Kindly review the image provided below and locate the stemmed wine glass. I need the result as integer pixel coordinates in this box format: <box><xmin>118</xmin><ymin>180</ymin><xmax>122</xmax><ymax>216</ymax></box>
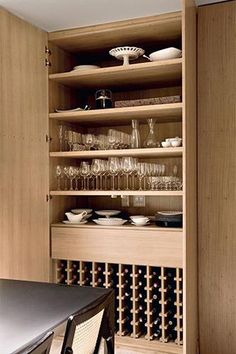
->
<box><xmin>91</xmin><ymin>159</ymin><xmax>101</xmax><ymax>190</ymax></box>
<box><xmin>108</xmin><ymin>157</ymin><xmax>120</xmax><ymax>190</ymax></box>
<box><xmin>80</xmin><ymin>162</ymin><xmax>90</xmax><ymax>191</ymax></box>
<box><xmin>63</xmin><ymin>166</ymin><xmax>69</xmax><ymax>190</ymax></box>
<box><xmin>136</xmin><ymin>163</ymin><xmax>146</xmax><ymax>191</ymax></box>
<box><xmin>68</xmin><ymin>166</ymin><xmax>76</xmax><ymax>191</ymax></box>
<box><xmin>55</xmin><ymin>165</ymin><xmax>63</xmax><ymax>190</ymax></box>
<box><xmin>121</xmin><ymin>157</ymin><xmax>135</xmax><ymax>190</ymax></box>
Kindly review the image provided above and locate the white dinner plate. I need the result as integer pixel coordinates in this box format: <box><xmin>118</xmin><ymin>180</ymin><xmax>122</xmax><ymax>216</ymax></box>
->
<box><xmin>157</xmin><ymin>211</ymin><xmax>183</xmax><ymax>216</ymax></box>
<box><xmin>131</xmin><ymin>222</ymin><xmax>151</xmax><ymax>227</ymax></box>
<box><xmin>63</xmin><ymin>220</ymin><xmax>88</xmax><ymax>225</ymax></box>
<box><xmin>73</xmin><ymin>65</ymin><xmax>100</xmax><ymax>70</ymax></box>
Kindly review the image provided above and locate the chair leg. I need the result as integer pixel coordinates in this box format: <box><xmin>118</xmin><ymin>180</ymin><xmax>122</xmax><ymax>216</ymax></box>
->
<box><xmin>104</xmin><ymin>335</ymin><xmax>114</xmax><ymax>354</ymax></box>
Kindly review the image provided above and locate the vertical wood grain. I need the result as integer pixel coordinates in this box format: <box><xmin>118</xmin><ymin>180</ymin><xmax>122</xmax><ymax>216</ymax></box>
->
<box><xmin>0</xmin><ymin>8</ymin><xmax>49</xmax><ymax>281</ymax></box>
<box><xmin>198</xmin><ymin>3</ymin><xmax>236</xmax><ymax>354</ymax></box>
<box><xmin>182</xmin><ymin>1</ymin><xmax>198</xmax><ymax>353</ymax></box>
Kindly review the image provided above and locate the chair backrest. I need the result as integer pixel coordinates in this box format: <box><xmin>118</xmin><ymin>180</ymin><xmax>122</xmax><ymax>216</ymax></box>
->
<box><xmin>61</xmin><ymin>296</ymin><xmax>109</xmax><ymax>354</ymax></box>
<box><xmin>26</xmin><ymin>331</ymin><xmax>54</xmax><ymax>354</ymax></box>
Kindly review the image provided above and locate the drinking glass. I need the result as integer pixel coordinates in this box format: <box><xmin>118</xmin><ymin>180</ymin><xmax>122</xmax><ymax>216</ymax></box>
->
<box><xmin>68</xmin><ymin>130</ymin><xmax>74</xmax><ymax>151</ymax></box>
<box><xmin>80</xmin><ymin>162</ymin><xmax>90</xmax><ymax>191</ymax></box>
<box><xmin>84</xmin><ymin>134</ymin><xmax>95</xmax><ymax>150</ymax></box>
<box><xmin>58</xmin><ymin>124</ymin><xmax>64</xmax><ymax>151</ymax></box>
<box><xmin>108</xmin><ymin>157</ymin><xmax>120</xmax><ymax>190</ymax></box>
<box><xmin>91</xmin><ymin>159</ymin><xmax>102</xmax><ymax>190</ymax></box>
<box><xmin>63</xmin><ymin>166</ymin><xmax>69</xmax><ymax>190</ymax></box>
<box><xmin>68</xmin><ymin>166</ymin><xmax>76</xmax><ymax>191</ymax></box>
<box><xmin>108</xmin><ymin>129</ymin><xmax>117</xmax><ymax>150</ymax></box>
<box><xmin>121</xmin><ymin>157</ymin><xmax>135</xmax><ymax>190</ymax></box>
<box><xmin>55</xmin><ymin>165</ymin><xmax>63</xmax><ymax>190</ymax></box>
<box><xmin>74</xmin><ymin>167</ymin><xmax>80</xmax><ymax>191</ymax></box>
<box><xmin>137</xmin><ymin>163</ymin><xmax>145</xmax><ymax>191</ymax></box>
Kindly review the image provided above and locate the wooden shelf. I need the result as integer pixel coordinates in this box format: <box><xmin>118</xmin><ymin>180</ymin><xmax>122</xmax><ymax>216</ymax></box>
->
<box><xmin>51</xmin><ymin>222</ymin><xmax>183</xmax><ymax>232</ymax></box>
<box><xmin>49</xmin><ymin>103</ymin><xmax>183</xmax><ymax>126</ymax></box>
<box><xmin>48</xmin><ymin>12</ymin><xmax>182</xmax><ymax>53</ymax></box>
<box><xmin>50</xmin><ymin>190</ymin><xmax>183</xmax><ymax>197</ymax></box>
<box><xmin>50</xmin><ymin>147</ymin><xmax>183</xmax><ymax>159</ymax></box>
<box><xmin>49</xmin><ymin>59</ymin><xmax>182</xmax><ymax>89</ymax></box>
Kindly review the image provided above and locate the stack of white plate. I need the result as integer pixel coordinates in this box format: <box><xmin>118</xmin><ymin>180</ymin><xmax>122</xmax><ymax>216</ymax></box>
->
<box><xmin>72</xmin><ymin>65</ymin><xmax>100</xmax><ymax>71</ymax></box>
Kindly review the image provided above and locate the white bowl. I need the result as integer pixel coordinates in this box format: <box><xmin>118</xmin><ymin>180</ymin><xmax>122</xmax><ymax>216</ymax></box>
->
<box><xmin>161</xmin><ymin>141</ymin><xmax>171</xmax><ymax>148</ymax></box>
<box><xmin>131</xmin><ymin>221</ymin><xmax>150</xmax><ymax>227</ymax></box>
<box><xmin>170</xmin><ymin>140</ymin><xmax>182</xmax><ymax>147</ymax></box>
<box><xmin>132</xmin><ymin>219</ymin><xmax>150</xmax><ymax>226</ymax></box>
<box><xmin>71</xmin><ymin>208</ymin><xmax>93</xmax><ymax>214</ymax></box>
<box><xmin>65</xmin><ymin>211</ymin><xmax>87</xmax><ymax>222</ymax></box>
<box><xmin>148</xmin><ymin>47</ymin><xmax>182</xmax><ymax>61</ymax></box>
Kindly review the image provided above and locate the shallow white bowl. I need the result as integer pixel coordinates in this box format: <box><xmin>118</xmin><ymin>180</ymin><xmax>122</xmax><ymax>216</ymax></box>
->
<box><xmin>170</xmin><ymin>140</ymin><xmax>182</xmax><ymax>147</ymax></box>
<box><xmin>148</xmin><ymin>47</ymin><xmax>182</xmax><ymax>61</ymax></box>
<box><xmin>73</xmin><ymin>65</ymin><xmax>100</xmax><ymax>70</ymax></box>
<box><xmin>63</xmin><ymin>220</ymin><xmax>87</xmax><ymax>225</ymax></box>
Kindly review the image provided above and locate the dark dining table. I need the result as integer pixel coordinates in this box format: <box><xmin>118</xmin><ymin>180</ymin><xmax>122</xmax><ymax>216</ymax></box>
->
<box><xmin>0</xmin><ymin>279</ymin><xmax>114</xmax><ymax>354</ymax></box>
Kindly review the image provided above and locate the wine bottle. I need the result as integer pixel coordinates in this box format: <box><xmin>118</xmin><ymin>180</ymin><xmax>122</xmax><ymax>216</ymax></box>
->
<box><xmin>153</xmin><ymin>329</ymin><xmax>162</xmax><ymax>339</ymax></box>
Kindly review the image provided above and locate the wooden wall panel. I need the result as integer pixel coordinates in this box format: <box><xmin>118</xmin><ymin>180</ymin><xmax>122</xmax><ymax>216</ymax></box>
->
<box><xmin>0</xmin><ymin>8</ymin><xmax>49</xmax><ymax>281</ymax></box>
<box><xmin>198</xmin><ymin>3</ymin><xmax>236</xmax><ymax>354</ymax></box>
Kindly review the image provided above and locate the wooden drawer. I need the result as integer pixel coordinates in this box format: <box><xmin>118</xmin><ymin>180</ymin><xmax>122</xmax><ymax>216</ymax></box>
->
<box><xmin>51</xmin><ymin>225</ymin><xmax>183</xmax><ymax>268</ymax></box>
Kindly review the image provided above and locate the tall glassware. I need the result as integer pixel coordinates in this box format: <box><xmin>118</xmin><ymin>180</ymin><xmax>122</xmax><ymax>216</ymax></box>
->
<box><xmin>130</xmin><ymin>120</ymin><xmax>141</xmax><ymax>148</ymax></box>
<box><xmin>143</xmin><ymin>118</ymin><xmax>160</xmax><ymax>148</ymax></box>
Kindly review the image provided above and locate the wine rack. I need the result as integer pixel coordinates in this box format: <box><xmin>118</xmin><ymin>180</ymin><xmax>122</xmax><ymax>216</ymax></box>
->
<box><xmin>55</xmin><ymin>260</ymin><xmax>183</xmax><ymax>346</ymax></box>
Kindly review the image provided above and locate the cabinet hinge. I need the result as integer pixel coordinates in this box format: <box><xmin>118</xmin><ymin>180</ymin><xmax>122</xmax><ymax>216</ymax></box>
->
<box><xmin>46</xmin><ymin>134</ymin><xmax>52</xmax><ymax>143</ymax></box>
<box><xmin>45</xmin><ymin>58</ymin><xmax>51</xmax><ymax>67</ymax></box>
<box><xmin>46</xmin><ymin>194</ymin><xmax>52</xmax><ymax>202</ymax></box>
<box><xmin>45</xmin><ymin>46</ymin><xmax>51</xmax><ymax>55</ymax></box>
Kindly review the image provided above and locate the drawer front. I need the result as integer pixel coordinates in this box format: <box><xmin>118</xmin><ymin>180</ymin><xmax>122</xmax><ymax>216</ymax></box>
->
<box><xmin>51</xmin><ymin>227</ymin><xmax>183</xmax><ymax>268</ymax></box>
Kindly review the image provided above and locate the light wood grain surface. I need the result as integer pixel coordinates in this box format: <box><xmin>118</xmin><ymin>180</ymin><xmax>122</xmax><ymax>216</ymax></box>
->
<box><xmin>48</xmin><ymin>12</ymin><xmax>181</xmax><ymax>53</ymax></box>
<box><xmin>0</xmin><ymin>7</ymin><xmax>50</xmax><ymax>281</ymax></box>
<box><xmin>198</xmin><ymin>2</ymin><xmax>236</xmax><ymax>354</ymax></box>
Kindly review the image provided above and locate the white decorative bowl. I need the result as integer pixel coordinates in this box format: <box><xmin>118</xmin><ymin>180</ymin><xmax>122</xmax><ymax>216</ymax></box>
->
<box><xmin>71</xmin><ymin>208</ymin><xmax>93</xmax><ymax>214</ymax></box>
<box><xmin>144</xmin><ymin>47</ymin><xmax>182</xmax><ymax>61</ymax></box>
<box><xmin>109</xmin><ymin>46</ymin><xmax>145</xmax><ymax>66</ymax></box>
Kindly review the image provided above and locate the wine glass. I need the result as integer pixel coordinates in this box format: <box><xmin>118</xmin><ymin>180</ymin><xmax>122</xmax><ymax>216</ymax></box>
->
<box><xmin>74</xmin><ymin>167</ymin><xmax>81</xmax><ymax>191</ymax></box>
<box><xmin>68</xmin><ymin>166</ymin><xmax>76</xmax><ymax>191</ymax></box>
<box><xmin>67</xmin><ymin>130</ymin><xmax>74</xmax><ymax>151</ymax></box>
<box><xmin>121</xmin><ymin>157</ymin><xmax>135</xmax><ymax>190</ymax></box>
<box><xmin>55</xmin><ymin>165</ymin><xmax>63</xmax><ymax>190</ymax></box>
<box><xmin>137</xmin><ymin>162</ymin><xmax>145</xmax><ymax>191</ymax></box>
<box><xmin>84</xmin><ymin>134</ymin><xmax>95</xmax><ymax>150</ymax></box>
<box><xmin>108</xmin><ymin>129</ymin><xmax>117</xmax><ymax>150</ymax></box>
<box><xmin>58</xmin><ymin>124</ymin><xmax>64</xmax><ymax>151</ymax></box>
<box><xmin>80</xmin><ymin>162</ymin><xmax>90</xmax><ymax>191</ymax></box>
<box><xmin>63</xmin><ymin>166</ymin><xmax>69</xmax><ymax>190</ymax></box>
<box><xmin>108</xmin><ymin>157</ymin><xmax>120</xmax><ymax>190</ymax></box>
<box><xmin>91</xmin><ymin>159</ymin><xmax>102</xmax><ymax>190</ymax></box>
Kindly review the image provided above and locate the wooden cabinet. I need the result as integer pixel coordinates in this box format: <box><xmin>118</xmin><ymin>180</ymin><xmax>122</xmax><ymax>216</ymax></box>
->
<box><xmin>0</xmin><ymin>8</ymin><xmax>50</xmax><ymax>281</ymax></box>
<box><xmin>0</xmin><ymin>1</ymin><xmax>197</xmax><ymax>353</ymax></box>
<box><xmin>198</xmin><ymin>2</ymin><xmax>236</xmax><ymax>354</ymax></box>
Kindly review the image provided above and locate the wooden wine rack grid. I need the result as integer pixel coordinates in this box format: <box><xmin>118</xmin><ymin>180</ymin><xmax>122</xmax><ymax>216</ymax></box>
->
<box><xmin>55</xmin><ymin>260</ymin><xmax>183</xmax><ymax>346</ymax></box>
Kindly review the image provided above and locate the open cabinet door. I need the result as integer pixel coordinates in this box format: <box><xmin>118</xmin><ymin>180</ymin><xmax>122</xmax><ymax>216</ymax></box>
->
<box><xmin>182</xmin><ymin>1</ymin><xmax>198</xmax><ymax>354</ymax></box>
<box><xmin>0</xmin><ymin>8</ymin><xmax>49</xmax><ymax>281</ymax></box>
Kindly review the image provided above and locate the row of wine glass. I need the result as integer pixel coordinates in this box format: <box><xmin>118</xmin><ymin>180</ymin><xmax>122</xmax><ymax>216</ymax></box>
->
<box><xmin>58</xmin><ymin>119</ymin><xmax>160</xmax><ymax>151</ymax></box>
<box><xmin>55</xmin><ymin>157</ymin><xmax>182</xmax><ymax>191</ymax></box>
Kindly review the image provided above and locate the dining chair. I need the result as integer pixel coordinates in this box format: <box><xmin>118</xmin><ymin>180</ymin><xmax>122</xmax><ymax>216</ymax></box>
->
<box><xmin>60</xmin><ymin>293</ymin><xmax>114</xmax><ymax>354</ymax></box>
<box><xmin>26</xmin><ymin>331</ymin><xmax>54</xmax><ymax>354</ymax></box>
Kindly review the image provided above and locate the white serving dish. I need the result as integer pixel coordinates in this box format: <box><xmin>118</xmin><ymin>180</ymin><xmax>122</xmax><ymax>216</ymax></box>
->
<box><xmin>144</xmin><ymin>47</ymin><xmax>182</xmax><ymax>61</ymax></box>
<box><xmin>73</xmin><ymin>65</ymin><xmax>100</xmax><ymax>70</ymax></box>
<box><xmin>95</xmin><ymin>210</ymin><xmax>121</xmax><ymax>218</ymax></box>
<box><xmin>63</xmin><ymin>220</ymin><xmax>88</xmax><ymax>225</ymax></box>
<box><xmin>170</xmin><ymin>140</ymin><xmax>182</xmax><ymax>147</ymax></box>
<box><xmin>109</xmin><ymin>46</ymin><xmax>145</xmax><ymax>65</ymax></box>
<box><xmin>93</xmin><ymin>218</ymin><xmax>127</xmax><ymax>226</ymax></box>
<box><xmin>65</xmin><ymin>211</ymin><xmax>87</xmax><ymax>222</ymax></box>
<box><xmin>71</xmin><ymin>208</ymin><xmax>93</xmax><ymax>214</ymax></box>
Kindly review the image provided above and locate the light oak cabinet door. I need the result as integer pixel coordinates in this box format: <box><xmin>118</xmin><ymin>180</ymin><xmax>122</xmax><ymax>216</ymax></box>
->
<box><xmin>0</xmin><ymin>8</ymin><xmax>49</xmax><ymax>281</ymax></box>
<box><xmin>198</xmin><ymin>2</ymin><xmax>236</xmax><ymax>354</ymax></box>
